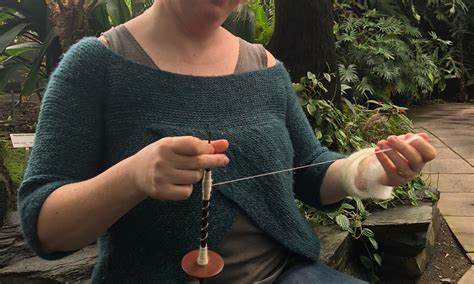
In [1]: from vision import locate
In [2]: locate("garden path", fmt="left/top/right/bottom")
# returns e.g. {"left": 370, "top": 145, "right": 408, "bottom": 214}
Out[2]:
{"left": 410, "top": 103, "right": 474, "bottom": 282}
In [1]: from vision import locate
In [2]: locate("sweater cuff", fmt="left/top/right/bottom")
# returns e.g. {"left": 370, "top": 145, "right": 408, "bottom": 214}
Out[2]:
{"left": 340, "top": 148, "right": 393, "bottom": 200}
{"left": 18, "top": 177, "right": 79, "bottom": 260}
{"left": 294, "top": 151, "right": 347, "bottom": 211}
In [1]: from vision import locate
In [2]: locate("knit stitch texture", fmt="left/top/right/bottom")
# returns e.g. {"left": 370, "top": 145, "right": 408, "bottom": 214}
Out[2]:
{"left": 17, "top": 37, "right": 345, "bottom": 283}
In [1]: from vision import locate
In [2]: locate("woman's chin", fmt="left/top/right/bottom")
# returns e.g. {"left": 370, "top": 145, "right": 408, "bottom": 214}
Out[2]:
{"left": 180, "top": 0, "right": 239, "bottom": 27}
{"left": 201, "top": 8, "right": 232, "bottom": 24}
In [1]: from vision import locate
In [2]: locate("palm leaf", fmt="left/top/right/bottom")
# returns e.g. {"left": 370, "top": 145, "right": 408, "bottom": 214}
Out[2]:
{"left": 0, "top": 0, "right": 23, "bottom": 11}
{"left": 4, "top": 42, "right": 39, "bottom": 57}
{"left": 20, "top": 30, "right": 56, "bottom": 97}
{"left": 0, "top": 0, "right": 48, "bottom": 37}
{"left": 89, "top": 2, "right": 112, "bottom": 32}
{"left": 106, "top": 0, "right": 131, "bottom": 26}
{"left": 339, "top": 64, "right": 359, "bottom": 84}
{"left": 0, "top": 20, "right": 28, "bottom": 53}
{"left": 0, "top": 8, "right": 17, "bottom": 22}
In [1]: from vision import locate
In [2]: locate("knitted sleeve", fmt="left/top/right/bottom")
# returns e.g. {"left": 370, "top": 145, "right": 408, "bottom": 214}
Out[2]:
{"left": 284, "top": 77, "right": 346, "bottom": 210}
{"left": 17, "top": 38, "right": 107, "bottom": 260}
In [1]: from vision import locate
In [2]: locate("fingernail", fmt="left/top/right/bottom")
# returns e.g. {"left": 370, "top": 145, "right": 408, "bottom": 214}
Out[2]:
{"left": 388, "top": 136, "right": 398, "bottom": 143}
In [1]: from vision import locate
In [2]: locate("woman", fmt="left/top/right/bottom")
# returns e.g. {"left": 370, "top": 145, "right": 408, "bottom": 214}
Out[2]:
{"left": 18, "top": 1, "right": 437, "bottom": 283}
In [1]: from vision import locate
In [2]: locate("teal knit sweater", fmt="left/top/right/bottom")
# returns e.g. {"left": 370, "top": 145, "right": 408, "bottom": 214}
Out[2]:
{"left": 17, "top": 37, "right": 345, "bottom": 283}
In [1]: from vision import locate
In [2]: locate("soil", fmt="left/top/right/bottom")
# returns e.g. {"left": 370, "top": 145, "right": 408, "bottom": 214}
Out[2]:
{"left": 0, "top": 95, "right": 39, "bottom": 212}
{"left": 384, "top": 216, "right": 472, "bottom": 284}
{"left": 417, "top": 216, "right": 471, "bottom": 284}
{"left": 0, "top": 94, "right": 40, "bottom": 140}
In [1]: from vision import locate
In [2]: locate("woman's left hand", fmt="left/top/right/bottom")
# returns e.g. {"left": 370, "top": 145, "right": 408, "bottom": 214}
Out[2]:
{"left": 367, "top": 132, "right": 437, "bottom": 187}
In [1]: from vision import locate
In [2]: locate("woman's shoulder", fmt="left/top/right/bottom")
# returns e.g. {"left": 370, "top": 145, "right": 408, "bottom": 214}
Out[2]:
{"left": 236, "top": 36, "right": 277, "bottom": 68}
{"left": 52, "top": 37, "right": 110, "bottom": 82}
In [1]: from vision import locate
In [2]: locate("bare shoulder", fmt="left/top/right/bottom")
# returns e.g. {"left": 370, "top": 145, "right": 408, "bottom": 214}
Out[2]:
{"left": 97, "top": 35, "right": 109, "bottom": 46}
{"left": 265, "top": 49, "right": 277, "bottom": 68}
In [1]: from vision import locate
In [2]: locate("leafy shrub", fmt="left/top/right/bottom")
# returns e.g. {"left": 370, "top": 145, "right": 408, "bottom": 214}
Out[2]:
{"left": 293, "top": 71, "right": 439, "bottom": 278}
{"left": 337, "top": 0, "right": 473, "bottom": 102}
{"left": 0, "top": 0, "right": 153, "bottom": 98}
{"left": 294, "top": 71, "right": 414, "bottom": 153}
{"left": 0, "top": 139, "right": 25, "bottom": 187}
{"left": 248, "top": 0, "right": 275, "bottom": 44}
{"left": 334, "top": 6, "right": 452, "bottom": 104}
{"left": 293, "top": 70, "right": 438, "bottom": 209}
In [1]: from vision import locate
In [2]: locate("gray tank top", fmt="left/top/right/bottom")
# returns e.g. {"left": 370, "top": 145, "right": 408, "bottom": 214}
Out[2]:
{"left": 101, "top": 25, "right": 288, "bottom": 283}
{"left": 101, "top": 24, "right": 268, "bottom": 73}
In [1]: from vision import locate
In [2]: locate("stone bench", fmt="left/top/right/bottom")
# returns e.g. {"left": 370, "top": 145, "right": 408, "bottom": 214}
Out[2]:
{"left": 0, "top": 199, "right": 438, "bottom": 282}
{"left": 0, "top": 212, "right": 350, "bottom": 283}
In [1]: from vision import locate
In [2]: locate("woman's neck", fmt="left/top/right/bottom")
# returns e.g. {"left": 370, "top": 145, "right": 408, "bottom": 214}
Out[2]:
{"left": 149, "top": 1, "right": 223, "bottom": 48}
{"left": 124, "top": 2, "right": 240, "bottom": 76}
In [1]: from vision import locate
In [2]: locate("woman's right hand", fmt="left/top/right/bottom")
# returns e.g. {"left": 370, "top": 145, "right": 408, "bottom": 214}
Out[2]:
{"left": 129, "top": 136, "right": 230, "bottom": 201}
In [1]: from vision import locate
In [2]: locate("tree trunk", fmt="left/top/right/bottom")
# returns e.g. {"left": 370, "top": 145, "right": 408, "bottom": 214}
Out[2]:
{"left": 267, "top": 0, "right": 340, "bottom": 104}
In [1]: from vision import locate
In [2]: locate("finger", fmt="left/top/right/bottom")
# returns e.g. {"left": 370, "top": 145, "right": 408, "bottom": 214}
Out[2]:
{"left": 399, "top": 132, "right": 416, "bottom": 143}
{"left": 150, "top": 184, "right": 193, "bottom": 201}
{"left": 375, "top": 146, "right": 402, "bottom": 186}
{"left": 416, "top": 132, "right": 430, "bottom": 142}
{"left": 387, "top": 135, "right": 424, "bottom": 172}
{"left": 408, "top": 133, "right": 437, "bottom": 162}
{"left": 210, "top": 139, "right": 229, "bottom": 153}
{"left": 169, "top": 136, "right": 214, "bottom": 156}
{"left": 164, "top": 151, "right": 229, "bottom": 170}
{"left": 166, "top": 169, "right": 204, "bottom": 184}
{"left": 375, "top": 146, "right": 396, "bottom": 172}
{"left": 379, "top": 140, "right": 415, "bottom": 178}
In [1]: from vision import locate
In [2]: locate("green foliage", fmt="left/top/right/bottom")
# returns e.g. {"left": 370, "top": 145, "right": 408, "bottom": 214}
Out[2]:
{"left": 248, "top": 0, "right": 275, "bottom": 44}
{"left": 294, "top": 71, "right": 413, "bottom": 153}
{"left": 333, "top": 5, "right": 451, "bottom": 103}
{"left": 0, "top": 139, "right": 25, "bottom": 187}
{"left": 0, "top": 1, "right": 53, "bottom": 97}
{"left": 223, "top": 1, "right": 274, "bottom": 44}
{"left": 293, "top": 71, "right": 437, "bottom": 206}
{"left": 353, "top": 0, "right": 473, "bottom": 101}
{"left": 106, "top": 0, "right": 132, "bottom": 26}
{"left": 0, "top": 0, "right": 153, "bottom": 98}
{"left": 223, "top": 7, "right": 256, "bottom": 43}
{"left": 302, "top": 196, "right": 382, "bottom": 277}
{"left": 294, "top": 71, "right": 437, "bottom": 279}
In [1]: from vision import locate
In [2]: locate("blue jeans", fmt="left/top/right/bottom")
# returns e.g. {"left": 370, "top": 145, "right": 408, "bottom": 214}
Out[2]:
{"left": 275, "top": 261, "right": 367, "bottom": 284}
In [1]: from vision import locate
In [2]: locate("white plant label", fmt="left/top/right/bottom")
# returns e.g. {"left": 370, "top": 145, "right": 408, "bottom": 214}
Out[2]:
{"left": 10, "top": 133, "right": 35, "bottom": 148}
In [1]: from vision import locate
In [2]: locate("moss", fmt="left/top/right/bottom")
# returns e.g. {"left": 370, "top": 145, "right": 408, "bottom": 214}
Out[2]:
{"left": 0, "top": 139, "right": 26, "bottom": 187}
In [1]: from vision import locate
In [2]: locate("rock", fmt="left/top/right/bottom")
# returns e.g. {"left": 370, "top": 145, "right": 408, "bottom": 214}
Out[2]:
{"left": 363, "top": 203, "right": 433, "bottom": 233}
{"left": 363, "top": 202, "right": 438, "bottom": 254}
{"left": 313, "top": 225, "right": 351, "bottom": 270}
{"left": 0, "top": 212, "right": 97, "bottom": 283}
{"left": 0, "top": 213, "right": 352, "bottom": 283}
{"left": 363, "top": 201, "right": 440, "bottom": 277}
{"left": 0, "top": 212, "right": 36, "bottom": 268}
{"left": 381, "top": 222, "right": 435, "bottom": 276}
{"left": 441, "top": 278, "right": 452, "bottom": 283}
{"left": 0, "top": 246, "right": 96, "bottom": 284}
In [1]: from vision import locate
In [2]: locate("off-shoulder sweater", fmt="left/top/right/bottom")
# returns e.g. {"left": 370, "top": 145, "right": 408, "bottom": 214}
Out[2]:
{"left": 17, "top": 37, "right": 345, "bottom": 283}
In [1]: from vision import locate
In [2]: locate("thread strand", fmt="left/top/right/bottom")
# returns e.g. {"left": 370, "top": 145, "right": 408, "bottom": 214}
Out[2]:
{"left": 213, "top": 140, "right": 417, "bottom": 187}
